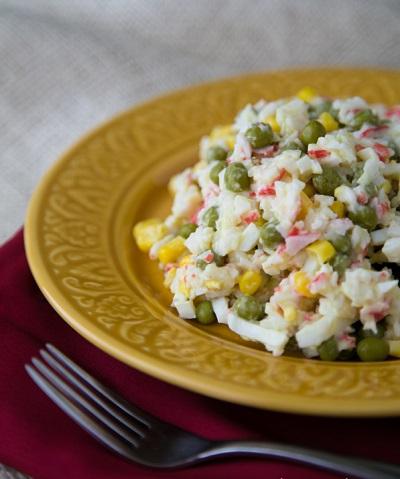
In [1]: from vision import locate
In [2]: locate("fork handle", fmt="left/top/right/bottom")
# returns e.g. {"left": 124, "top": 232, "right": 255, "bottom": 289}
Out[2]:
{"left": 200, "top": 441, "right": 400, "bottom": 479}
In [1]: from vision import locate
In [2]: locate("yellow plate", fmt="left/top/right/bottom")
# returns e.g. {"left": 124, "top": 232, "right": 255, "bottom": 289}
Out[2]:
{"left": 25, "top": 68, "right": 400, "bottom": 416}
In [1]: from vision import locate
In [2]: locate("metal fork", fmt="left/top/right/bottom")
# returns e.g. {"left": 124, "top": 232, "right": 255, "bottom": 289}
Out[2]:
{"left": 25, "top": 344, "right": 400, "bottom": 479}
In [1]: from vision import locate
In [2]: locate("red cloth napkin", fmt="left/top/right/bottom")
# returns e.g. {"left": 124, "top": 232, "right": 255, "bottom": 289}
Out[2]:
{"left": 1, "top": 230, "right": 400, "bottom": 479}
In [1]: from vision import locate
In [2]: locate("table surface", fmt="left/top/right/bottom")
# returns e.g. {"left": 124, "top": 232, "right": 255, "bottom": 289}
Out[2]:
{"left": 1, "top": 0, "right": 400, "bottom": 243}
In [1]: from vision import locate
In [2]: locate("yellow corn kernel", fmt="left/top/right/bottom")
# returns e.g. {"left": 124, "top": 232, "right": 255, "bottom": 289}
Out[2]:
{"left": 157, "top": 236, "right": 187, "bottom": 264}
{"left": 238, "top": 270, "right": 263, "bottom": 296}
{"left": 282, "top": 305, "right": 297, "bottom": 323}
{"left": 210, "top": 125, "right": 236, "bottom": 150}
{"left": 193, "top": 160, "right": 207, "bottom": 173}
{"left": 297, "top": 191, "right": 313, "bottom": 220}
{"left": 303, "top": 182, "right": 316, "bottom": 197}
{"left": 307, "top": 240, "right": 336, "bottom": 263}
{"left": 204, "top": 279, "right": 222, "bottom": 290}
{"left": 330, "top": 201, "right": 346, "bottom": 218}
{"left": 382, "top": 179, "right": 392, "bottom": 194}
{"left": 179, "top": 254, "right": 194, "bottom": 267}
{"left": 225, "top": 136, "right": 236, "bottom": 150}
{"left": 388, "top": 340, "right": 400, "bottom": 358}
{"left": 263, "top": 115, "right": 280, "bottom": 133}
{"left": 255, "top": 216, "right": 266, "bottom": 227}
{"left": 297, "top": 87, "right": 317, "bottom": 103}
{"left": 292, "top": 271, "right": 315, "bottom": 298}
{"left": 210, "top": 125, "right": 234, "bottom": 139}
{"left": 133, "top": 219, "right": 168, "bottom": 253}
{"left": 164, "top": 267, "right": 176, "bottom": 287}
{"left": 318, "top": 112, "right": 339, "bottom": 132}
{"left": 178, "top": 279, "right": 190, "bottom": 298}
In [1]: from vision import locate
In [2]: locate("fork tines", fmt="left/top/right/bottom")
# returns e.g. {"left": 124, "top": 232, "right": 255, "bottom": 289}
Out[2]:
{"left": 25, "top": 343, "right": 152, "bottom": 457}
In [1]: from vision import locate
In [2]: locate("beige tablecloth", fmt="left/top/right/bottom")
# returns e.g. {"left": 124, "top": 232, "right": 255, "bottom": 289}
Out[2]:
{"left": 1, "top": 0, "right": 400, "bottom": 242}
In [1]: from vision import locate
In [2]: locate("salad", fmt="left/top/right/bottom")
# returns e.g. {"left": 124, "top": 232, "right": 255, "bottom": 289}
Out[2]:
{"left": 134, "top": 87, "right": 400, "bottom": 362}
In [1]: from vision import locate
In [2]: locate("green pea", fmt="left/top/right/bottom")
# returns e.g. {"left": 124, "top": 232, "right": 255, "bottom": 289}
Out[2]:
{"left": 330, "top": 253, "right": 351, "bottom": 275}
{"left": 280, "top": 141, "right": 306, "bottom": 153}
{"left": 207, "top": 145, "right": 228, "bottom": 163}
{"left": 366, "top": 243, "right": 375, "bottom": 258}
{"left": 337, "top": 348, "right": 356, "bottom": 361}
{"left": 245, "top": 122, "right": 274, "bottom": 149}
{"left": 349, "top": 206, "right": 378, "bottom": 231}
{"left": 195, "top": 301, "right": 217, "bottom": 325}
{"left": 351, "top": 109, "right": 379, "bottom": 129}
{"left": 177, "top": 223, "right": 197, "bottom": 239}
{"left": 196, "top": 251, "right": 225, "bottom": 269}
{"left": 267, "top": 274, "right": 281, "bottom": 290}
{"left": 312, "top": 166, "right": 343, "bottom": 195}
{"left": 224, "top": 162, "right": 251, "bottom": 192}
{"left": 364, "top": 183, "right": 378, "bottom": 197}
{"left": 210, "top": 162, "right": 225, "bottom": 185}
{"left": 234, "top": 296, "right": 264, "bottom": 321}
{"left": 300, "top": 120, "right": 326, "bottom": 146}
{"left": 331, "top": 235, "right": 352, "bottom": 254}
{"left": 260, "top": 223, "right": 283, "bottom": 249}
{"left": 357, "top": 322, "right": 386, "bottom": 340}
{"left": 196, "top": 259, "right": 207, "bottom": 270}
{"left": 213, "top": 251, "right": 225, "bottom": 266}
{"left": 317, "top": 337, "right": 339, "bottom": 361}
{"left": 203, "top": 206, "right": 218, "bottom": 229}
{"left": 308, "top": 101, "right": 333, "bottom": 120}
{"left": 351, "top": 162, "right": 364, "bottom": 184}
{"left": 388, "top": 141, "right": 400, "bottom": 162}
{"left": 357, "top": 337, "right": 389, "bottom": 362}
